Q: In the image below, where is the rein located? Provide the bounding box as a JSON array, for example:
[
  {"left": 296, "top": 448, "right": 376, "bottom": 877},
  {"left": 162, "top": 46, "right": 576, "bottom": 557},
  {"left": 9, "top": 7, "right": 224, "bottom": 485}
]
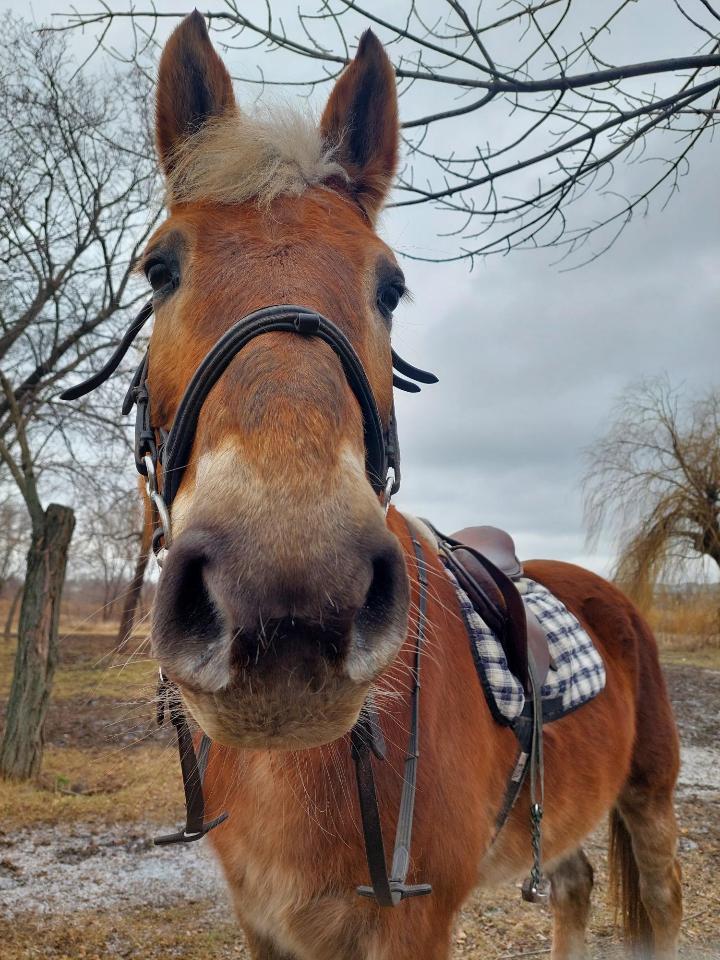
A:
[{"left": 61, "top": 299, "right": 437, "bottom": 907}]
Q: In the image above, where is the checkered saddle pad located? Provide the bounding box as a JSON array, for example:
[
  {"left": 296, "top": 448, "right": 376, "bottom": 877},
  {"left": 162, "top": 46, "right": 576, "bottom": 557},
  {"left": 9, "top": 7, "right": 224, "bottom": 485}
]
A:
[{"left": 446, "top": 569, "right": 606, "bottom": 725}]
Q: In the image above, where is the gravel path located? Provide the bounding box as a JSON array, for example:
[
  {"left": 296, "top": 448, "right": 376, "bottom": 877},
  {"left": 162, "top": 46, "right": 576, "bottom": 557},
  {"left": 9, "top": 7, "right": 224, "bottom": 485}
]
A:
[{"left": 679, "top": 744, "right": 720, "bottom": 795}]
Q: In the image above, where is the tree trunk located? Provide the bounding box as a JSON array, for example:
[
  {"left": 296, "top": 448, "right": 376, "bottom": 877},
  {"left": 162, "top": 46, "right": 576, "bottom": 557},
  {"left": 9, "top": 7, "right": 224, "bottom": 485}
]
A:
[
  {"left": 116, "top": 502, "right": 152, "bottom": 646},
  {"left": 0, "top": 504, "right": 75, "bottom": 781},
  {"left": 3, "top": 583, "right": 23, "bottom": 642}
]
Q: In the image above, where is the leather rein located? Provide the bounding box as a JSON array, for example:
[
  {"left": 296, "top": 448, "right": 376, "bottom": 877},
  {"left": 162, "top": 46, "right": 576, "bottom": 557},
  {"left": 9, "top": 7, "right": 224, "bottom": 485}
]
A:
[{"left": 62, "top": 300, "right": 437, "bottom": 907}]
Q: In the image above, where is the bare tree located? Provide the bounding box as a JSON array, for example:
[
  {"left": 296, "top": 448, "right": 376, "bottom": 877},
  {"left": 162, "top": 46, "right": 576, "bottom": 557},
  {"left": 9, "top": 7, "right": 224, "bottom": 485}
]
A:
[
  {"left": 584, "top": 377, "right": 720, "bottom": 609},
  {"left": 116, "top": 488, "right": 153, "bottom": 647},
  {"left": 0, "top": 495, "right": 27, "bottom": 598},
  {"left": 0, "top": 20, "right": 160, "bottom": 780},
  {"left": 59, "top": 1, "right": 720, "bottom": 264},
  {"left": 0, "top": 495, "right": 28, "bottom": 643},
  {"left": 71, "top": 495, "right": 144, "bottom": 622},
  {"left": 3, "top": 586, "right": 23, "bottom": 644}
]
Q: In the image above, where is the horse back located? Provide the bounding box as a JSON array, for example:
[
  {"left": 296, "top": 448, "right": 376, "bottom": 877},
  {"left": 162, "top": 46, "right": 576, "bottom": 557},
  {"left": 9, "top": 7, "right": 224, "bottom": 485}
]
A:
[{"left": 523, "top": 558, "right": 680, "bottom": 786}]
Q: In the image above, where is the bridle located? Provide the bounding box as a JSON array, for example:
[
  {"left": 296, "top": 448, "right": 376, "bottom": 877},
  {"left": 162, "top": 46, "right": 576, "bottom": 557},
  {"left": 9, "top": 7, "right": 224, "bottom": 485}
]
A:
[
  {"left": 63, "top": 301, "right": 436, "bottom": 562},
  {"left": 62, "top": 298, "right": 437, "bottom": 907}
]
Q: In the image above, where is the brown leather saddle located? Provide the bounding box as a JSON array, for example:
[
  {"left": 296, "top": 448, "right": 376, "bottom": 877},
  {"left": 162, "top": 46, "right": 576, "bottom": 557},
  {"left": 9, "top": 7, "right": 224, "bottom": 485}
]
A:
[{"left": 430, "top": 524, "right": 551, "bottom": 694}]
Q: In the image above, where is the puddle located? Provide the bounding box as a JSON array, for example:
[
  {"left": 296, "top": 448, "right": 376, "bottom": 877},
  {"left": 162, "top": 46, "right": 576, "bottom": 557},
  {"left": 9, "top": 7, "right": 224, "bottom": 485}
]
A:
[{"left": 678, "top": 744, "right": 720, "bottom": 795}]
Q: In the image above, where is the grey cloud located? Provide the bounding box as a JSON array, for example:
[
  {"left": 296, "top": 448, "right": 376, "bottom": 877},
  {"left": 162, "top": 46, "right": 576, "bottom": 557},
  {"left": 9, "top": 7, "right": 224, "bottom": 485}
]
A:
[{"left": 387, "top": 134, "right": 719, "bottom": 572}]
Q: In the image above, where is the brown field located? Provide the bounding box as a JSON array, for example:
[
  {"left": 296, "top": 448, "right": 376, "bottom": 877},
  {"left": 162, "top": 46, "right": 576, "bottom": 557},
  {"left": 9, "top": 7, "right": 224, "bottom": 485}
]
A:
[{"left": 0, "top": 594, "right": 718, "bottom": 959}]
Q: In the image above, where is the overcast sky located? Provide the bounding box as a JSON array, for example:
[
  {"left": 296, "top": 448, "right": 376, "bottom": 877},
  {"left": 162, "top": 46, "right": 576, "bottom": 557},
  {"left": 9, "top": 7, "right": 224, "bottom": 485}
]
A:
[{"left": 22, "top": 0, "right": 719, "bottom": 575}]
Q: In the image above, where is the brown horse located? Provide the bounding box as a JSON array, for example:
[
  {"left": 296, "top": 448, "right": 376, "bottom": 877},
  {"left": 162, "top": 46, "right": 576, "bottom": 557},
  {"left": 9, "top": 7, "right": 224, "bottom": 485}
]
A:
[{"left": 141, "top": 13, "right": 681, "bottom": 959}]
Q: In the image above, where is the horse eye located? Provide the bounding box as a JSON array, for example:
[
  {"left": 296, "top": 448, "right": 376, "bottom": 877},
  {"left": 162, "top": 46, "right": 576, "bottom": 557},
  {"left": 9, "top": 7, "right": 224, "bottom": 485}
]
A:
[
  {"left": 377, "top": 284, "right": 403, "bottom": 317},
  {"left": 145, "top": 259, "right": 176, "bottom": 294}
]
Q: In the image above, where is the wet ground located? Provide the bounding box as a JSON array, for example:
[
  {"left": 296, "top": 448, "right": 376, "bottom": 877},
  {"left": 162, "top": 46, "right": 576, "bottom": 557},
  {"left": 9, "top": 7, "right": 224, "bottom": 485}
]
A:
[{"left": 0, "top": 642, "right": 718, "bottom": 958}]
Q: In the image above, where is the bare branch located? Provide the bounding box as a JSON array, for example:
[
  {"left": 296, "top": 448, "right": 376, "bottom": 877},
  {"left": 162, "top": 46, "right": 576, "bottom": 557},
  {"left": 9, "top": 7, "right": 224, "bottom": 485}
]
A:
[{"left": 53, "top": 3, "right": 720, "bottom": 262}]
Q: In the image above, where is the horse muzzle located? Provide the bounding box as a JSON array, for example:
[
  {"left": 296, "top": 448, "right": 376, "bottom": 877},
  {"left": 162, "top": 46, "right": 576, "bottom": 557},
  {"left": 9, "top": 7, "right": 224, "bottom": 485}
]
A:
[{"left": 150, "top": 518, "right": 409, "bottom": 748}]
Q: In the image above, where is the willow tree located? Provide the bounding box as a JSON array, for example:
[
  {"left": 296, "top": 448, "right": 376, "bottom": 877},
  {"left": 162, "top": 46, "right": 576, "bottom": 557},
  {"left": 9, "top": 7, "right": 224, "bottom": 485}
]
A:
[
  {"left": 584, "top": 378, "right": 720, "bottom": 608},
  {"left": 0, "top": 21, "right": 159, "bottom": 780}
]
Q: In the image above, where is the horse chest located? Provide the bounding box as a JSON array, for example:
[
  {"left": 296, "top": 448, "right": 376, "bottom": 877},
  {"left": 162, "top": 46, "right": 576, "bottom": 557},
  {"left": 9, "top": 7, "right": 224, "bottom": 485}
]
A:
[
  {"left": 230, "top": 848, "right": 309, "bottom": 952},
  {"left": 211, "top": 775, "right": 369, "bottom": 960},
  {"left": 225, "top": 847, "right": 372, "bottom": 960}
]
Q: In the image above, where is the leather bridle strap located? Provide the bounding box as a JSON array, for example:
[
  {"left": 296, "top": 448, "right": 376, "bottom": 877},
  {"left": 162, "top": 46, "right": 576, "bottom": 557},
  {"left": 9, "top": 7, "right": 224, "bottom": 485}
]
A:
[
  {"left": 154, "top": 672, "right": 228, "bottom": 845},
  {"left": 60, "top": 301, "right": 154, "bottom": 402},
  {"left": 352, "top": 530, "right": 432, "bottom": 906},
  {"left": 162, "top": 305, "right": 391, "bottom": 504}
]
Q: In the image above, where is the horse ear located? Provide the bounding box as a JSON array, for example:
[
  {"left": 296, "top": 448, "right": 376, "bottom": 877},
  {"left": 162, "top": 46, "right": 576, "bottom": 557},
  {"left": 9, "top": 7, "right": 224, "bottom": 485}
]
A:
[
  {"left": 156, "top": 11, "right": 236, "bottom": 176},
  {"left": 320, "top": 30, "right": 399, "bottom": 222}
]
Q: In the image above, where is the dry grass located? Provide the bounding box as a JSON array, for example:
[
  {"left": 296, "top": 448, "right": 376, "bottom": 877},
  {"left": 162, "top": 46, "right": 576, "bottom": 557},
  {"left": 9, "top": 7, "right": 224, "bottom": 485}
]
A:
[
  {"left": 648, "top": 590, "right": 720, "bottom": 646},
  {"left": 0, "top": 902, "right": 242, "bottom": 960},
  {"left": 49, "top": 658, "right": 155, "bottom": 702},
  {"left": 0, "top": 594, "right": 152, "bottom": 639},
  {"left": 0, "top": 624, "right": 175, "bottom": 829},
  {"left": 646, "top": 590, "right": 720, "bottom": 668},
  {"left": 0, "top": 745, "right": 183, "bottom": 828},
  {"left": 0, "top": 630, "right": 155, "bottom": 703}
]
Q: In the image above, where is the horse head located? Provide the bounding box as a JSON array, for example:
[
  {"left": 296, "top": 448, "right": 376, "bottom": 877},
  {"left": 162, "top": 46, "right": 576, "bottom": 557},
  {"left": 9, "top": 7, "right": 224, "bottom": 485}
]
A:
[{"left": 147, "top": 12, "right": 411, "bottom": 749}]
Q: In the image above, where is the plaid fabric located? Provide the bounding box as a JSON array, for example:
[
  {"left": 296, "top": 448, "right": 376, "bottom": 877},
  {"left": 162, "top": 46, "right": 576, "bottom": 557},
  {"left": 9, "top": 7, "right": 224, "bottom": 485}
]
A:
[{"left": 446, "top": 569, "right": 606, "bottom": 725}]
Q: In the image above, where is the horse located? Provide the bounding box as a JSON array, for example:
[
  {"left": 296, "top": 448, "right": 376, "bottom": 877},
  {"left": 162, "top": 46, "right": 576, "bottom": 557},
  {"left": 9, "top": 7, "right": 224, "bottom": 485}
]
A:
[{"left": 133, "top": 13, "right": 682, "bottom": 959}]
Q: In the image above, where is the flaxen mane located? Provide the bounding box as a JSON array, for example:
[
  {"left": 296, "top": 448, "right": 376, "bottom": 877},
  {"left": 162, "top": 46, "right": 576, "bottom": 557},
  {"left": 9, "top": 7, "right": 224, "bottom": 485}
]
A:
[{"left": 166, "top": 104, "right": 345, "bottom": 206}]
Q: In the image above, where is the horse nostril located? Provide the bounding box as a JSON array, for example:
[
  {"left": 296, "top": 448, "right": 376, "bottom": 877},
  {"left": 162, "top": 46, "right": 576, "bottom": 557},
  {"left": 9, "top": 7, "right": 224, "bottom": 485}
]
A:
[
  {"left": 356, "top": 549, "right": 402, "bottom": 634},
  {"left": 155, "top": 533, "right": 225, "bottom": 649},
  {"left": 175, "top": 557, "right": 219, "bottom": 635},
  {"left": 152, "top": 523, "right": 409, "bottom": 688}
]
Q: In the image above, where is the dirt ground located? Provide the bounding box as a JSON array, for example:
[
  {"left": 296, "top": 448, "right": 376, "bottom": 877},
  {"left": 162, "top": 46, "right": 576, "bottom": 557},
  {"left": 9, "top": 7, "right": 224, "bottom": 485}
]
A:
[{"left": 0, "top": 631, "right": 718, "bottom": 959}]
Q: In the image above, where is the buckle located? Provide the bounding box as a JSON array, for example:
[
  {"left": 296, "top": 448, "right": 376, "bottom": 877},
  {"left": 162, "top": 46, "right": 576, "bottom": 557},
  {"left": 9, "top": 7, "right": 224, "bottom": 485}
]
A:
[
  {"left": 357, "top": 881, "right": 432, "bottom": 905},
  {"left": 293, "top": 312, "right": 320, "bottom": 335}
]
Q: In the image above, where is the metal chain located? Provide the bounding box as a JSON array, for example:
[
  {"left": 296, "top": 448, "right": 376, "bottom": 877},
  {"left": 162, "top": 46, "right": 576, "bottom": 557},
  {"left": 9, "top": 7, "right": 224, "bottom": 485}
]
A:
[
  {"left": 529, "top": 802, "right": 543, "bottom": 888},
  {"left": 521, "top": 666, "right": 551, "bottom": 904}
]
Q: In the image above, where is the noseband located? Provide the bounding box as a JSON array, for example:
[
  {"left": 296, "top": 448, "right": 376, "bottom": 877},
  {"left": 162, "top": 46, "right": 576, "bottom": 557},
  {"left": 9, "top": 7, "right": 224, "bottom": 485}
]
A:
[{"left": 63, "top": 301, "right": 436, "bottom": 559}]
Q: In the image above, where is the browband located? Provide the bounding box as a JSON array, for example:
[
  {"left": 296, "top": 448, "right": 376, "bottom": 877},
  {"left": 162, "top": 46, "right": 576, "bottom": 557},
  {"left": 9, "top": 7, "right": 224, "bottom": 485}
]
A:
[{"left": 61, "top": 301, "right": 437, "bottom": 403}]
